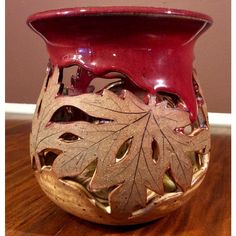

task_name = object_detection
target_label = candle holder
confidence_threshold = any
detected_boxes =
[27,7,212,225]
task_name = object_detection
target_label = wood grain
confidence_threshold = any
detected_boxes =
[6,117,231,236]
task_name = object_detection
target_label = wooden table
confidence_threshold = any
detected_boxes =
[6,115,231,236]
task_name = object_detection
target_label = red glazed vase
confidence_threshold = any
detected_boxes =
[28,7,212,225]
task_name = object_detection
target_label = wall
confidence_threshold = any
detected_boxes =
[6,0,231,113]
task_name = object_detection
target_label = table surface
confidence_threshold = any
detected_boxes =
[6,115,231,236]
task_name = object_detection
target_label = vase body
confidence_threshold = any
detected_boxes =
[28,7,212,225]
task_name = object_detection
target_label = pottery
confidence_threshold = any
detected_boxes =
[27,7,212,225]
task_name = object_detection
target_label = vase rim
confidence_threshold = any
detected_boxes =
[27,6,213,26]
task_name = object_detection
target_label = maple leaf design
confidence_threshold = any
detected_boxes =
[31,66,210,218]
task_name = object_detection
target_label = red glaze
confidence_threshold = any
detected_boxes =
[27,7,212,122]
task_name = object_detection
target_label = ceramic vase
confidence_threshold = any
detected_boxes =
[27,7,212,225]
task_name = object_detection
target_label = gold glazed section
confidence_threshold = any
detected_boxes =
[35,153,209,225]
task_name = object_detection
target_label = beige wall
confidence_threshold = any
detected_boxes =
[6,0,231,113]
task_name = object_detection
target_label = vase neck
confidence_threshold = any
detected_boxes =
[27,8,212,122]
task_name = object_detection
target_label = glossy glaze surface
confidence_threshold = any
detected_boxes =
[27,7,212,121]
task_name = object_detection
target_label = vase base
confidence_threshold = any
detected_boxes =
[35,154,209,225]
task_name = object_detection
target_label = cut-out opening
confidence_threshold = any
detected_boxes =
[89,70,128,95]
[55,64,150,105]
[88,71,148,99]
[105,81,124,95]
[96,78,148,100]
[37,100,42,117]
[62,159,98,189]
[57,65,95,95]
[62,159,116,212]
[58,67,64,83]
[192,77,205,106]
[197,107,207,128]
[183,124,193,135]
[163,170,177,193]
[158,91,183,108]
[151,138,159,164]
[59,132,81,142]
[38,149,60,168]
[44,151,58,166]
[62,176,112,213]
[116,137,133,162]
[89,77,122,93]
[175,120,208,136]
[50,105,113,124]
[188,151,201,173]
[58,66,125,95]
[196,95,204,106]
[51,106,78,122]
[195,148,207,168]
